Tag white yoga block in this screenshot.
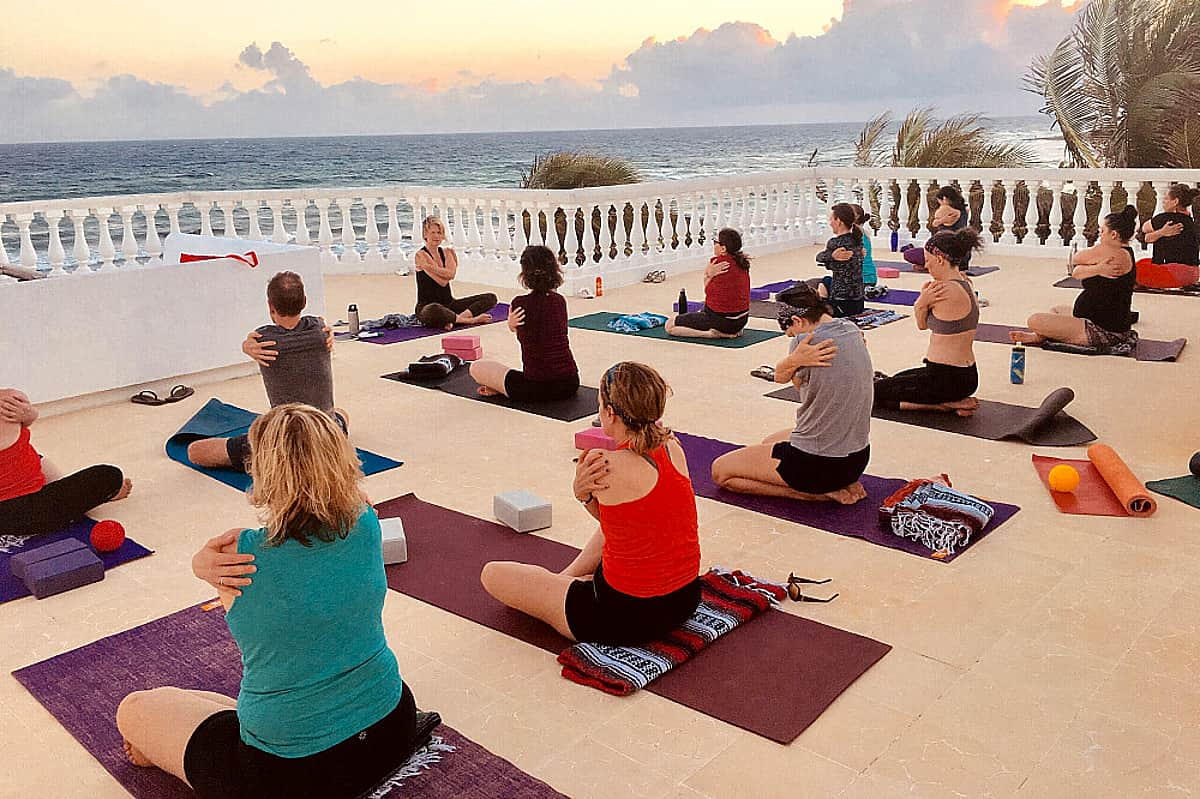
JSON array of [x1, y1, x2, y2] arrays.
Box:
[[380, 517, 408, 564], [494, 490, 552, 533]]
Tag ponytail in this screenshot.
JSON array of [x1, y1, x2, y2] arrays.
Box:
[[599, 362, 673, 456], [926, 227, 984, 268], [716, 227, 751, 271], [831, 203, 862, 246]]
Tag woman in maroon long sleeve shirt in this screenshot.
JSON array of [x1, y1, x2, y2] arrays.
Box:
[[470, 246, 580, 402], [665, 227, 751, 338]]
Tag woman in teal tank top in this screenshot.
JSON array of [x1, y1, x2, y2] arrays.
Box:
[[116, 404, 426, 799]]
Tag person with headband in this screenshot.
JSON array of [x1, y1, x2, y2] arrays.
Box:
[[665, 227, 751, 339], [874, 228, 983, 416], [413, 216, 498, 330], [901, 185, 969, 271], [1011, 206, 1139, 351], [480, 362, 701, 645], [711, 285, 873, 504], [120, 404, 429, 799], [470, 245, 580, 402], [1138, 183, 1199, 289]]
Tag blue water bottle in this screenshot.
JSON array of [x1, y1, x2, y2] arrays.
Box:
[[890, 229, 899, 252], [1010, 344, 1026, 384]]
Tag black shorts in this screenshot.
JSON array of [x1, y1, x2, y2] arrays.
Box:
[[673, 305, 749, 335], [225, 411, 348, 472], [504, 371, 580, 403], [873, 360, 979, 409], [772, 442, 870, 494], [183, 683, 417, 799], [565, 564, 701, 646]]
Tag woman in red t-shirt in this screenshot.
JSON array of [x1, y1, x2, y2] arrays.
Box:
[[469, 246, 580, 402], [0, 387, 132, 537], [480, 362, 701, 645], [665, 227, 751, 339]]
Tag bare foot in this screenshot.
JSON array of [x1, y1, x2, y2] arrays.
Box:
[[443, 323, 454, 331], [939, 397, 979, 417], [111, 479, 133, 502], [472, 313, 493, 325], [825, 483, 865, 505], [477, 386, 500, 397], [1008, 330, 1043, 345], [124, 739, 152, 767], [715, 329, 744, 339]]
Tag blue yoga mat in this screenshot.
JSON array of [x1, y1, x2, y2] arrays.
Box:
[[0, 517, 153, 603], [166, 398, 403, 491]]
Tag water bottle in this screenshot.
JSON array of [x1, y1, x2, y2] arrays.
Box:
[[678, 288, 688, 314], [890, 229, 899, 252], [595, 276, 604, 297], [1010, 345, 1026, 384], [348, 303, 360, 336]]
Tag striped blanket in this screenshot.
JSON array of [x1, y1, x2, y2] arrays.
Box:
[[557, 569, 786, 696]]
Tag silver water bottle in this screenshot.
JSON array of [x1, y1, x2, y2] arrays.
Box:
[[348, 304, 360, 336]]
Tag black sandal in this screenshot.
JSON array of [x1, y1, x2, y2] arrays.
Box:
[[164, 385, 194, 403], [130, 390, 167, 406]]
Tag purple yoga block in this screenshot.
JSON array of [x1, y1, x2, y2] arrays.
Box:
[[23, 549, 104, 599], [10, 538, 87, 583], [749, 288, 770, 301]]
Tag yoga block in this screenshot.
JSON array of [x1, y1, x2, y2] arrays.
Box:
[[10, 538, 88, 583], [445, 345, 483, 361], [380, 517, 408, 565], [23, 548, 104, 599], [442, 335, 479, 351], [574, 427, 617, 451], [749, 288, 771, 301], [877, 267, 901, 279], [494, 490, 552, 533]]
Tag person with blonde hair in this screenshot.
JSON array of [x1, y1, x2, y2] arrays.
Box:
[[480, 362, 701, 645], [413, 215, 498, 329], [118, 404, 427, 799]]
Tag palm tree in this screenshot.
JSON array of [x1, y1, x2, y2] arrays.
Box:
[[521, 152, 640, 189], [1025, 0, 1200, 168], [854, 108, 1036, 168]]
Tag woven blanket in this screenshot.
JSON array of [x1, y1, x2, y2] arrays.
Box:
[[879, 478, 995, 558], [606, 312, 667, 333], [557, 569, 785, 696], [851, 309, 905, 329]]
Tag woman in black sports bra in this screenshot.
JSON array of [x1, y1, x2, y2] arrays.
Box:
[[413, 216, 498, 330], [875, 228, 983, 416], [1011, 206, 1138, 352]]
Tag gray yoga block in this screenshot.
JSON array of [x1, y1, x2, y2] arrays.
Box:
[[380, 517, 408, 565], [23, 548, 104, 599], [10, 538, 88, 583], [494, 490, 552, 533]]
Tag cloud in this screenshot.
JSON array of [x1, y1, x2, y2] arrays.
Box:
[[0, 2, 1082, 143]]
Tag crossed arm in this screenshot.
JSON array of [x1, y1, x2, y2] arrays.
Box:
[[0, 389, 38, 427]]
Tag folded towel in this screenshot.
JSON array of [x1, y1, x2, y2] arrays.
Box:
[[557, 569, 785, 696], [606, 313, 668, 333], [879, 477, 995, 558]]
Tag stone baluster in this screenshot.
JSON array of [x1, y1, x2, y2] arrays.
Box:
[[267, 202, 288, 243], [466, 200, 484, 256], [292, 201, 312, 245], [736, 188, 751, 233], [457, 200, 476, 255], [97, 208, 118, 271], [1152, 181, 1169, 217], [143, 206, 162, 258], [515, 201, 532, 252], [118, 206, 140, 267], [915, 180, 934, 239], [1047, 180, 1064, 246], [601, 203, 617, 262], [564, 204, 582, 266], [877, 179, 892, 246], [46, 211, 68, 276], [246, 200, 265, 241], [0, 216, 12, 278], [409, 199, 425, 246], [360, 198, 381, 265], [582, 203, 601, 264], [69, 210, 91, 273], [631, 199, 649, 260], [199, 202, 214, 237], [979, 180, 996, 243], [778, 183, 794, 240], [218, 201, 236, 238], [999, 180, 1019, 245], [339, 198, 359, 264], [16, 213, 38, 275], [617, 201, 635, 261], [317, 200, 336, 266], [1096, 181, 1114, 246], [685, 194, 701, 251], [711, 189, 725, 242], [1071, 181, 1089, 248], [166, 203, 183, 237], [481, 201, 500, 261]]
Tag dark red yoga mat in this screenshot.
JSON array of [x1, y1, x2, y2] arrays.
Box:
[[975, 323, 1186, 362], [378, 494, 891, 744], [12, 603, 565, 799]]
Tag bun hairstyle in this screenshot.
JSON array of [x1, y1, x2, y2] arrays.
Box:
[[716, 227, 751, 271], [519, 245, 563, 293], [935, 185, 968, 214], [925, 228, 984, 269], [775, 282, 831, 326], [1105, 205, 1139, 242], [599, 362, 672, 455], [1168, 183, 1200, 208], [831, 203, 863, 246], [851, 203, 872, 228]]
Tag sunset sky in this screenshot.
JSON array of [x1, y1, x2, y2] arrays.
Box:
[[0, 0, 1081, 142]]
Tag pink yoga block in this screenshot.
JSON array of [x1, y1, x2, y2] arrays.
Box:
[[877, 267, 901, 279], [445, 345, 484, 361], [442, 335, 480, 350], [574, 428, 617, 451]]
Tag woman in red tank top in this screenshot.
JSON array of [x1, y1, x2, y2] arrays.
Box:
[[481, 363, 701, 646], [665, 227, 752, 339]]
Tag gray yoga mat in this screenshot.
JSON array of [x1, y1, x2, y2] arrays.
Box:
[[766, 385, 1095, 446], [877, 260, 1000, 277], [382, 364, 599, 422], [1054, 276, 1200, 296], [974, 323, 1187, 362]]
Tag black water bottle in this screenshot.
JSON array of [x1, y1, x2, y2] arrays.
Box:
[[677, 288, 688, 315]]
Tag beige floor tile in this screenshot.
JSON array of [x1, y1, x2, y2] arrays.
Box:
[[1087, 660, 1200, 730], [685, 736, 857, 799], [842, 645, 965, 717], [537, 737, 683, 799], [794, 692, 914, 771]]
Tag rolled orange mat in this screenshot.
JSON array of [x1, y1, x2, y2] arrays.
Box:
[[1086, 443, 1157, 517]]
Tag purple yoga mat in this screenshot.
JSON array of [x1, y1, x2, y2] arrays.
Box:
[[12, 603, 566, 799], [379, 494, 891, 744], [975, 323, 1187, 362], [752, 280, 919, 307], [674, 432, 1020, 561], [0, 517, 153, 604], [343, 304, 510, 345]]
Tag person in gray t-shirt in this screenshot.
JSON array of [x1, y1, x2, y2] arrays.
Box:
[[712, 284, 873, 504], [187, 271, 341, 472]]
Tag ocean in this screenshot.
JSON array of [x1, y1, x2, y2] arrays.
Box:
[[0, 118, 1064, 204]]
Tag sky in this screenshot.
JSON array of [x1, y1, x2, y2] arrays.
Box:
[[0, 0, 1083, 143]]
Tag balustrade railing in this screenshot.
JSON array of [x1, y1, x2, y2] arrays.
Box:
[[3, 168, 1198, 286]]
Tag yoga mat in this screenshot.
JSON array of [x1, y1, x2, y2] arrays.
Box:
[[974, 323, 1187, 362], [12, 603, 566, 799], [568, 312, 781, 348], [0, 517, 153, 604], [752, 280, 920, 308], [378, 493, 891, 744], [674, 432, 1019, 560], [1054, 277, 1200, 296], [338, 305, 511, 345], [381, 365, 599, 422], [1147, 475, 1200, 510], [676, 300, 907, 328], [165, 398, 403, 491], [827, 386, 1094, 446], [876, 260, 1000, 277], [1032, 444, 1157, 517]]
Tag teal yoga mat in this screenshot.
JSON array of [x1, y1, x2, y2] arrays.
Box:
[[166, 398, 402, 491], [1146, 476, 1200, 509], [568, 312, 782, 348]]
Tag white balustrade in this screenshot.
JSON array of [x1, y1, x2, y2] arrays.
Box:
[[1047, 181, 1064, 246]]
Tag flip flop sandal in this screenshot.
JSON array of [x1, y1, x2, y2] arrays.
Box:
[[652, 270, 667, 283], [130, 390, 168, 406], [750, 366, 775, 381], [164, 385, 194, 403]]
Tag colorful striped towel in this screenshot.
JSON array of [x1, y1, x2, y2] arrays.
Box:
[[557, 569, 786, 696]]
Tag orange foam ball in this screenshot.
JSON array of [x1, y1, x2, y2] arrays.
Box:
[[90, 520, 126, 552], [1047, 464, 1080, 493]]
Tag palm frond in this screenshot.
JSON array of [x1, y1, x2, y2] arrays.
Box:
[[892, 107, 935, 167], [854, 112, 891, 168], [521, 151, 641, 189]]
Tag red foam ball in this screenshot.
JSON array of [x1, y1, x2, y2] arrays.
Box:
[[90, 520, 126, 553]]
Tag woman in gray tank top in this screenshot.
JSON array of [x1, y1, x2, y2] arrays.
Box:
[[874, 229, 984, 416]]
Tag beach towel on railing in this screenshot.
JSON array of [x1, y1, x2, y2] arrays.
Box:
[[557, 569, 786, 696], [606, 313, 668, 333]]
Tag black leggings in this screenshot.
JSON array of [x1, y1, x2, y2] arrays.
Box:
[[0, 465, 125, 537], [417, 293, 498, 329], [874, 360, 979, 408]]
